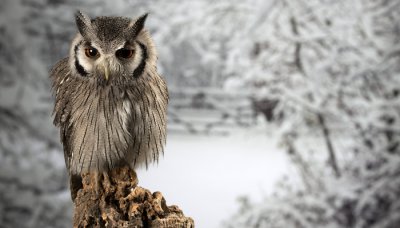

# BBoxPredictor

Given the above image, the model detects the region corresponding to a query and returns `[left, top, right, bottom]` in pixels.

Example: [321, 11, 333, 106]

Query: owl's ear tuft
[127, 13, 148, 40]
[75, 11, 93, 39]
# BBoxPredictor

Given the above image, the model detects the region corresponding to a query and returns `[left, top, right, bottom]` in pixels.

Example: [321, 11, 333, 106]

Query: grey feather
[50, 13, 168, 200]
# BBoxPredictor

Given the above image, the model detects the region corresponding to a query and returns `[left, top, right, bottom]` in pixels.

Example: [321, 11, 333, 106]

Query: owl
[50, 11, 168, 200]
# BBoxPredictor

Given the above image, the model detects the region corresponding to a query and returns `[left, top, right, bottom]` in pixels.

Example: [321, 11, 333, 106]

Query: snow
[1, 0, 400, 227]
[137, 127, 290, 228]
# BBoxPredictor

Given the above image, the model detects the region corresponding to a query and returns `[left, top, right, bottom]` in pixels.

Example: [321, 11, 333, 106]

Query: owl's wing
[50, 58, 70, 126]
[50, 57, 73, 169]
[50, 58, 83, 200]
[126, 75, 169, 168]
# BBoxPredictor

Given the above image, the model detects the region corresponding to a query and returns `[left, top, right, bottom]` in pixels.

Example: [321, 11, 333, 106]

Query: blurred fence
[167, 87, 279, 135]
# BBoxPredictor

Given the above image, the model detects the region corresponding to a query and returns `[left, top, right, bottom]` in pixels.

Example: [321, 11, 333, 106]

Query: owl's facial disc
[72, 11, 151, 84]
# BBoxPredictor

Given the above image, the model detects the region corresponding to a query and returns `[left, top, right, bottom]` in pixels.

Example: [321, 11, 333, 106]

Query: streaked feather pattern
[51, 60, 168, 174]
[50, 12, 168, 194]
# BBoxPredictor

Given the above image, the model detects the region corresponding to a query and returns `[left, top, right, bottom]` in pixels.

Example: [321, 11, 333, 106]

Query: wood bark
[73, 166, 194, 228]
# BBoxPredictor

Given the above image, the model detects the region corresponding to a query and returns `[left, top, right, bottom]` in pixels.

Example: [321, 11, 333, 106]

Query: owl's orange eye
[116, 48, 134, 59]
[85, 48, 99, 58]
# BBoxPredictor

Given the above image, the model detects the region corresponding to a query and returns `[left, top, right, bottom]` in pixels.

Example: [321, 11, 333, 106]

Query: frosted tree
[223, 0, 400, 227]
[2, 0, 399, 227]
[0, 0, 73, 227]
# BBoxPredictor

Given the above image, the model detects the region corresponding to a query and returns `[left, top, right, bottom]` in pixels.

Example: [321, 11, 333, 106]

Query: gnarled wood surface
[73, 166, 194, 228]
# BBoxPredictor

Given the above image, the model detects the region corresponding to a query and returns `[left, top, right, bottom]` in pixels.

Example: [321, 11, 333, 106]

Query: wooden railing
[167, 87, 271, 135]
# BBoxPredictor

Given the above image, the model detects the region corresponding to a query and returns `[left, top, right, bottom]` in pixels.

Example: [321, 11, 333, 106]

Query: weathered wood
[73, 166, 194, 228]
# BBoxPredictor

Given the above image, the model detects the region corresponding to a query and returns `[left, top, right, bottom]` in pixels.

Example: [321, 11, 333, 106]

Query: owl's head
[69, 11, 156, 86]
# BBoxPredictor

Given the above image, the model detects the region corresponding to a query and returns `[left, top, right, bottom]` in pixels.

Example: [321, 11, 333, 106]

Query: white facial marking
[77, 48, 94, 73]
[130, 42, 143, 70]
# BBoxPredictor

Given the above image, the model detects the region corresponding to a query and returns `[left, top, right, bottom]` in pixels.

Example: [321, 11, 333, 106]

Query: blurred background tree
[223, 0, 400, 227]
[0, 0, 399, 227]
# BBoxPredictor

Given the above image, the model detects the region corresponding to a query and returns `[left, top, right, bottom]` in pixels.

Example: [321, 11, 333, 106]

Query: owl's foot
[93, 172, 101, 200]
[102, 172, 113, 194]
[88, 171, 114, 202]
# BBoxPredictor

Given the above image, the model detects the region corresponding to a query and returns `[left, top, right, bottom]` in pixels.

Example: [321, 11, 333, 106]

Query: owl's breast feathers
[50, 58, 168, 174]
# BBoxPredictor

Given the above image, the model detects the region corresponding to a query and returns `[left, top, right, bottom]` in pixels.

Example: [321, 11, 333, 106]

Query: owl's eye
[116, 48, 134, 59]
[85, 48, 99, 58]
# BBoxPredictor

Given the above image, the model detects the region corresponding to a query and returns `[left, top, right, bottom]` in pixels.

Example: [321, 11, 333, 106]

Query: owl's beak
[103, 64, 109, 81]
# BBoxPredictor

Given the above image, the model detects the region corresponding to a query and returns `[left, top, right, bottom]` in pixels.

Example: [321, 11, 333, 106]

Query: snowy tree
[224, 0, 400, 227]
[2, 0, 400, 227]
[0, 0, 72, 226]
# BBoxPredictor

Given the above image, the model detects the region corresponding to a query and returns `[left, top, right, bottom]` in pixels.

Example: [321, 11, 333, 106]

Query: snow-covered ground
[137, 127, 291, 228]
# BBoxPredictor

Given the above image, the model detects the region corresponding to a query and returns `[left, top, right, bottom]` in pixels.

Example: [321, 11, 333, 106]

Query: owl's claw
[93, 172, 101, 200]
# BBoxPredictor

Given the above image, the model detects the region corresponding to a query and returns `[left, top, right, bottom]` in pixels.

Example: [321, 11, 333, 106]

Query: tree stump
[73, 166, 194, 228]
